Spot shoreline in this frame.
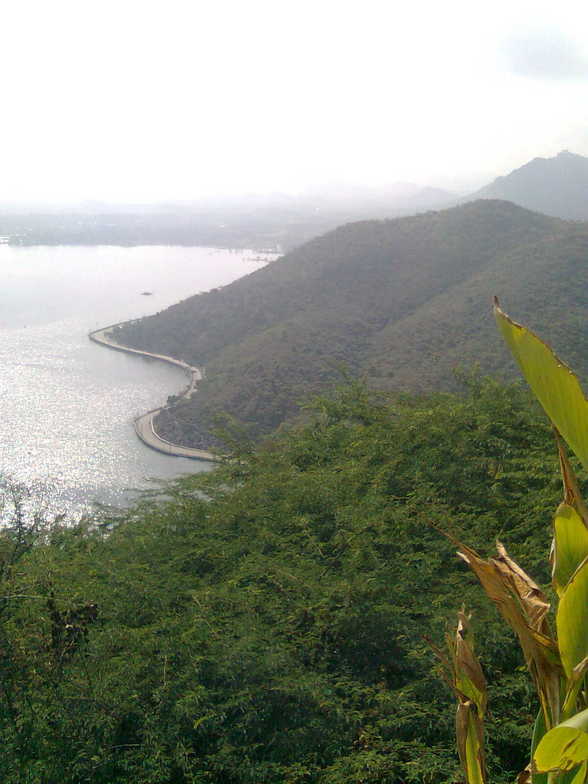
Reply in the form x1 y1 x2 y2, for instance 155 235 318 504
89 323 218 462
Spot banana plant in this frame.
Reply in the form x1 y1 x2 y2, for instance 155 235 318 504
441 300 588 783
434 610 488 784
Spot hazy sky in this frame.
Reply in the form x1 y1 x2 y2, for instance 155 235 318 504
2 0 587 202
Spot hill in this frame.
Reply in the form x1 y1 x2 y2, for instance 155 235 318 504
113 199 588 448
468 150 588 219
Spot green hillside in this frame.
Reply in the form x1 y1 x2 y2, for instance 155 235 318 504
469 150 588 220
0 379 564 782
113 199 587 447
366 225 588 389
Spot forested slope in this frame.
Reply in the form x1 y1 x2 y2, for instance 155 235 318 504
469 150 588 219
366 225 588 389
0 379 565 783
114 199 587 446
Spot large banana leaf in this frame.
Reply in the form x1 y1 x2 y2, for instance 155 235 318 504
557 558 588 680
553 504 588 596
534 708 588 774
494 301 588 472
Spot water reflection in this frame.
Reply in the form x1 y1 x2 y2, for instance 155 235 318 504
0 245 274 518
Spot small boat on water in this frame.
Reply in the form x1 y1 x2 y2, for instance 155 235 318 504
141 291 153 296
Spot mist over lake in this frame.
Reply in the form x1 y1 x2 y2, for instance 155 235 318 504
0 245 271 518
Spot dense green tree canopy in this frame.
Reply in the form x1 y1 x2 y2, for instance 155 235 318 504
0 378 569 783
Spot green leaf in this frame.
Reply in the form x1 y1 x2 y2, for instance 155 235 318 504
553 504 588 595
557 558 588 679
456 701 487 784
494 302 588 472
570 761 588 783
534 708 588 773
437 611 488 783
531 709 549 784
453 610 487 718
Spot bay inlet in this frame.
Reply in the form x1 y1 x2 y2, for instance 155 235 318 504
0 245 274 517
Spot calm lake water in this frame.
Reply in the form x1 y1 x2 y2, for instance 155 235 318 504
0 245 272 519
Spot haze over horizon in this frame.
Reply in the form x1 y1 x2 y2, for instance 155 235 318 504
2 0 588 205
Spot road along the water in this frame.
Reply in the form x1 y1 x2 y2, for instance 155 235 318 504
89 324 218 462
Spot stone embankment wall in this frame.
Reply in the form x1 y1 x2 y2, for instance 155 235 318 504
89 324 217 462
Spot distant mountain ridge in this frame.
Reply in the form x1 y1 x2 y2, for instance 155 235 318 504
114 199 588 448
0 183 455 251
4 151 588 251
467 150 588 219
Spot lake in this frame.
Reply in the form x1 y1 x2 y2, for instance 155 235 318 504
0 245 272 519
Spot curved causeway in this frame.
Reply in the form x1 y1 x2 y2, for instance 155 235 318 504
89 324 217 462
